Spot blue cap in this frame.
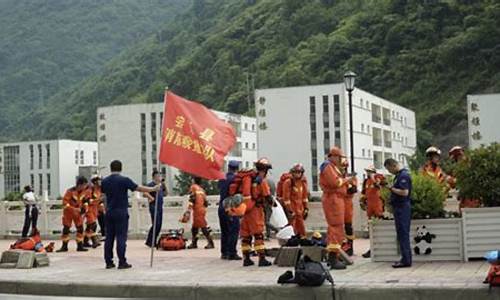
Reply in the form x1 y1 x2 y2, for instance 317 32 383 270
228 160 240 168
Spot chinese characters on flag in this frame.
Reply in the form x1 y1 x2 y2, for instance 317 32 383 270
159 91 237 179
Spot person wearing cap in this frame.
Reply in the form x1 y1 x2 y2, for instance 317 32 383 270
360 165 386 258
218 160 242 260
282 163 309 238
56 176 91 253
320 147 355 270
82 175 102 248
227 158 273 267
384 158 412 268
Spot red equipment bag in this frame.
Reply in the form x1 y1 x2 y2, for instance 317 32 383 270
159 229 186 251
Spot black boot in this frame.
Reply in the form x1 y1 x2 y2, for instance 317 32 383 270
56 241 68 252
243 252 254 267
328 252 346 270
202 228 215 249
82 236 92 248
91 236 101 248
77 241 89 252
188 228 199 249
258 254 272 267
345 223 354 256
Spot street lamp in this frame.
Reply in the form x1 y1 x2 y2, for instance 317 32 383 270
344 71 357 174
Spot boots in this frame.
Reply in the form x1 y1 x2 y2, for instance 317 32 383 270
77 241 89 252
82 236 92 248
56 241 68 252
91 235 101 248
188 228 199 249
202 227 215 249
243 252 255 267
258 253 272 267
328 252 346 270
345 223 354 256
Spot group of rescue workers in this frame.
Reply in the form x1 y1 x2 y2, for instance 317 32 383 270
15 142 471 270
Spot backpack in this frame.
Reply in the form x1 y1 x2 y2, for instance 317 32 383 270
276 173 293 199
228 170 257 196
485 264 500 290
159 229 186 251
295 255 333 287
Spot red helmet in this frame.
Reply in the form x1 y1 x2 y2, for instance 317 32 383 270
327 147 345 158
255 158 272 171
291 163 305 173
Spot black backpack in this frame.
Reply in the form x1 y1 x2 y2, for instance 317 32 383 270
295 255 333 287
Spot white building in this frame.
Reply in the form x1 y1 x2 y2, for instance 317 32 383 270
255 84 417 191
97 103 257 194
467 94 500 149
0 140 98 199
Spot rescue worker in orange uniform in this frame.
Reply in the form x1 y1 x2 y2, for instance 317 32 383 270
448 146 480 210
341 159 357 256
186 177 215 249
10 229 54 253
320 147 355 270
421 146 453 185
83 175 102 248
56 176 90 252
282 163 309 238
228 158 273 267
360 165 386 258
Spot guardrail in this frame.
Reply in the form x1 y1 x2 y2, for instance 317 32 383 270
0 192 370 239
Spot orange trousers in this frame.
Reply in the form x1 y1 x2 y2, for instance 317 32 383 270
291 215 306 238
240 206 265 254
192 207 208 229
322 192 345 253
367 196 384 218
61 207 84 242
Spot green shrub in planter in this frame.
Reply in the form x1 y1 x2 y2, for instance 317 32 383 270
455 143 500 207
381 172 446 219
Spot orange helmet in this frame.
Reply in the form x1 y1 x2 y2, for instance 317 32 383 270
449 146 464 157
291 163 305 173
327 147 345 158
255 158 272 171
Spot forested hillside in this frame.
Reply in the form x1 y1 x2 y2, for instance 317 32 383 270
4 0 500 152
0 0 189 140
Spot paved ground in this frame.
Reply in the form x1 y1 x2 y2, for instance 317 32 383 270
0 238 497 300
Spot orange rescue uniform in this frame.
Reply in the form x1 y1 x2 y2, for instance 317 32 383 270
282 177 309 237
362 174 385 218
61 187 89 242
84 185 101 239
320 162 348 254
189 184 208 229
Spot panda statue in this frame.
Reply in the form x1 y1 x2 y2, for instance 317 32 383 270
413 225 436 255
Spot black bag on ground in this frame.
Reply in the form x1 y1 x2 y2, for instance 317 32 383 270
294 254 332 287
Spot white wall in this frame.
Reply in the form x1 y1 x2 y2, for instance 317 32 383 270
467 94 500 149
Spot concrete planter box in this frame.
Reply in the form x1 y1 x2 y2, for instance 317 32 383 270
370 218 464 262
462 207 500 261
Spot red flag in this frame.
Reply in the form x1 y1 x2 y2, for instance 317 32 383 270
159 91 236 180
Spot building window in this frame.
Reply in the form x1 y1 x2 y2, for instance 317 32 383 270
99 113 106 120
366 101 370 109
373 151 383 169
229 120 242 137
368 149 371 157
383 130 392 148
30 174 34 189
360 99 363 107
47 174 51 196
99 135 106 142
244 123 248 130
79 150 84 165
75 150 79 164
29 145 34 170
252 143 256 150
38 174 43 196
361 124 364 132
309 96 318 190
4 146 20 193
93 151 97 165
46 144 50 169
322 95 330 155
362 149 365 157
367 125 371 134
245 142 249 149
252 124 255 131
333 95 341 147
140 113 147 184
245 161 250 168
383 108 391 126
38 144 42 169
405 137 408 146
372 128 382 146
230 142 242 157
160 112 164 128
151 112 157 168
371 104 382 123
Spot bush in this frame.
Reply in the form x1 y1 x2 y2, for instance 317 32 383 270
3 191 22 202
381 172 446 219
455 143 500 207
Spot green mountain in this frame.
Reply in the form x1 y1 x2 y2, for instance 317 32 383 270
0 0 189 140
6 0 500 153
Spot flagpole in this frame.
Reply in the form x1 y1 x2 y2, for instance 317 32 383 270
150 86 168 268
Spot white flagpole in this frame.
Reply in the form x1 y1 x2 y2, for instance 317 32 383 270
150 86 168 268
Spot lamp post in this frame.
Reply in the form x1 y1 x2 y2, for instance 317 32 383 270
344 71 357 174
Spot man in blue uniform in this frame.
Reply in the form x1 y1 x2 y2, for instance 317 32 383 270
218 160 242 260
144 170 167 248
384 158 412 268
101 160 160 269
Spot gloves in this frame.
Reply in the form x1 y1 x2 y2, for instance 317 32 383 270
303 208 309 220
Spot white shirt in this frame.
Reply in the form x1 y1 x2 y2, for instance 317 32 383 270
22 191 38 206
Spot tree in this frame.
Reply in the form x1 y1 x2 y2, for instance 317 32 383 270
173 171 220 196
